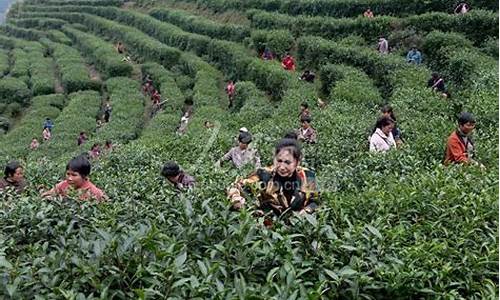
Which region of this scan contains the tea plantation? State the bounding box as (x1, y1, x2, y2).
(0, 0, 498, 298)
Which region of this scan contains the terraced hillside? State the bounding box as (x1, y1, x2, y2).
(0, 0, 498, 298)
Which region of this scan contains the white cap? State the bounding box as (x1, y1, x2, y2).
(239, 127, 248, 133)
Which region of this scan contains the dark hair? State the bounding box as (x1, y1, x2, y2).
(238, 132, 252, 144)
(91, 143, 99, 150)
(458, 112, 476, 125)
(161, 161, 180, 178)
(105, 140, 112, 146)
(374, 116, 395, 130)
(284, 131, 298, 140)
(301, 102, 309, 109)
(184, 97, 194, 106)
(431, 72, 439, 78)
(66, 156, 91, 177)
(300, 115, 312, 123)
(381, 104, 396, 122)
(4, 161, 22, 179)
(275, 138, 302, 161)
(79, 132, 85, 135)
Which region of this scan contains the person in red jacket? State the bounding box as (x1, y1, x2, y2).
(281, 53, 296, 71)
(444, 112, 481, 165)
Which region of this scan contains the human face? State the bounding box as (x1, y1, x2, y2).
(167, 174, 179, 184)
(301, 121, 309, 129)
(381, 123, 394, 136)
(381, 111, 391, 118)
(9, 167, 24, 183)
(274, 149, 299, 178)
(66, 170, 86, 188)
(239, 142, 248, 150)
(460, 122, 475, 135)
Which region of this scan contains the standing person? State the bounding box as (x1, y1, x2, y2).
(227, 138, 319, 215)
(225, 80, 236, 109)
(444, 112, 481, 165)
(77, 132, 87, 146)
(30, 138, 40, 150)
(406, 47, 422, 65)
(369, 116, 396, 152)
(380, 105, 403, 146)
(363, 8, 374, 18)
(42, 156, 106, 201)
(296, 116, 318, 144)
(116, 42, 125, 54)
(161, 161, 196, 191)
(151, 89, 161, 105)
(378, 37, 389, 54)
(454, 2, 469, 14)
(299, 102, 312, 120)
(281, 53, 296, 71)
(218, 132, 261, 169)
(42, 127, 51, 141)
(43, 118, 54, 132)
(176, 113, 190, 135)
(0, 161, 27, 193)
(103, 102, 112, 123)
(182, 98, 194, 118)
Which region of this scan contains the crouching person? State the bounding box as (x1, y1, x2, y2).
(161, 161, 196, 191)
(227, 138, 319, 216)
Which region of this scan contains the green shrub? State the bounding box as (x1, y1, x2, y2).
(91, 77, 145, 143)
(0, 76, 30, 105)
(42, 39, 101, 93)
(0, 94, 64, 158)
(62, 25, 133, 78)
(250, 29, 294, 58)
(0, 49, 9, 76)
(480, 38, 498, 59)
(30, 90, 101, 160)
(9, 17, 66, 30)
(150, 8, 251, 42)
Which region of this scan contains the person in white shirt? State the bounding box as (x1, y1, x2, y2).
(377, 37, 389, 54)
(369, 116, 396, 153)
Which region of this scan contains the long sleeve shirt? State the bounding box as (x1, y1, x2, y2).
(369, 128, 396, 152)
(406, 50, 422, 64)
(220, 146, 261, 169)
(444, 130, 474, 164)
(297, 127, 317, 144)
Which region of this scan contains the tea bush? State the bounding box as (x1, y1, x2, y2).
(150, 7, 251, 42)
(62, 25, 133, 78)
(0, 0, 497, 299)
(43, 39, 101, 93)
(0, 94, 65, 158)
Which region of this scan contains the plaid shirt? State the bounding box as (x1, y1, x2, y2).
(221, 146, 261, 169)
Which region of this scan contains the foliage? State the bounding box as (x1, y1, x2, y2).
(0, 1, 497, 299)
(90, 77, 145, 143)
(150, 8, 250, 42)
(30, 90, 102, 161)
(62, 25, 133, 78)
(0, 94, 64, 158)
(0, 76, 30, 105)
(42, 39, 101, 93)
